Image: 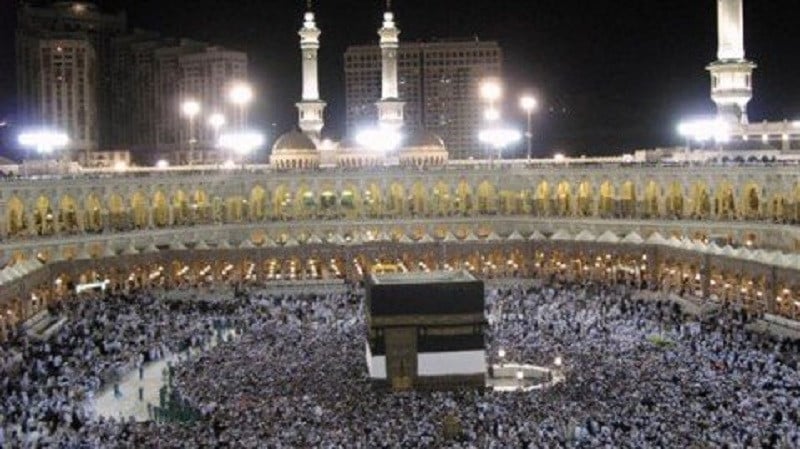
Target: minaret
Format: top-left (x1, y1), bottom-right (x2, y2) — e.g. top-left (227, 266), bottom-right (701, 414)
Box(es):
top-left (296, 1), bottom-right (326, 142)
top-left (707, 0), bottom-right (756, 125)
top-left (375, 0), bottom-right (405, 130)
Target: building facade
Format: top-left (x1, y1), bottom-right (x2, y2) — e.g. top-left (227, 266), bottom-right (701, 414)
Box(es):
top-left (110, 36), bottom-right (248, 164)
top-left (345, 40), bottom-right (502, 159)
top-left (16, 1), bottom-right (126, 151)
top-left (27, 37), bottom-right (97, 153)
top-left (0, 162), bottom-right (799, 340)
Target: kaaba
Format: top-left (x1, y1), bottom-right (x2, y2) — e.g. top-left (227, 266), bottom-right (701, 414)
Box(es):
top-left (365, 270), bottom-right (486, 391)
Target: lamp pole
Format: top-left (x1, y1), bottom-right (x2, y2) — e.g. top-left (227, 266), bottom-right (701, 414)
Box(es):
top-left (520, 96), bottom-right (537, 161)
top-left (181, 100), bottom-right (201, 165)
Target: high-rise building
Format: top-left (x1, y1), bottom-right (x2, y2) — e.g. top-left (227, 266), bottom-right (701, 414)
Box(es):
top-left (111, 35), bottom-right (248, 163)
top-left (16, 2), bottom-right (126, 151)
top-left (345, 39), bottom-right (502, 159)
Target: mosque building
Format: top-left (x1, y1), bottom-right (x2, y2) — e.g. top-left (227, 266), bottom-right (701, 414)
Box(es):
top-left (0, 0), bottom-right (799, 342)
top-left (270, 1), bottom-right (449, 170)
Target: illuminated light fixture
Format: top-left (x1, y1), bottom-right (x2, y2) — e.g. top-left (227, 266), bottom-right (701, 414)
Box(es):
top-left (218, 130), bottom-right (265, 155)
top-left (355, 127), bottom-right (403, 152)
top-left (181, 100), bottom-right (201, 118)
top-left (208, 113), bottom-right (226, 129)
top-left (228, 82), bottom-right (254, 106)
top-left (554, 356), bottom-right (563, 367)
top-left (155, 159), bottom-right (169, 169)
top-left (18, 129), bottom-right (69, 154)
top-left (480, 79), bottom-right (503, 102)
top-left (113, 161), bottom-right (128, 172)
top-left (483, 107), bottom-right (501, 122)
top-left (676, 118), bottom-right (730, 142)
top-left (478, 127), bottom-right (522, 149)
top-left (553, 153), bottom-right (566, 162)
top-left (519, 95), bottom-right (538, 113)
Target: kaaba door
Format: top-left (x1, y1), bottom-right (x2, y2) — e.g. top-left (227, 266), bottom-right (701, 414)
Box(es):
top-left (385, 327), bottom-right (417, 391)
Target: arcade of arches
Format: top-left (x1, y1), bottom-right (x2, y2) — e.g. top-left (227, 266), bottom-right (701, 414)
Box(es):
top-left (4, 177), bottom-right (800, 238)
top-left (1, 241), bottom-right (798, 341)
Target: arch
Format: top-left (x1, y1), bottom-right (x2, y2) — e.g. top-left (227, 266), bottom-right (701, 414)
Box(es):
top-left (499, 189), bottom-right (522, 215)
top-left (319, 188), bottom-right (338, 213)
top-left (172, 189), bottom-right (190, 225)
top-left (152, 190), bottom-right (170, 227)
top-left (643, 181), bottom-right (660, 218)
top-left (388, 183), bottom-right (406, 216)
top-left (577, 181), bottom-right (593, 217)
top-left (619, 181), bottom-right (636, 218)
top-left (741, 182), bottom-right (760, 220)
top-left (432, 181), bottom-right (451, 216)
top-left (273, 185), bottom-right (291, 219)
top-left (555, 181), bottom-right (572, 216)
top-left (193, 188), bottom-right (211, 223)
top-left (770, 194), bottom-right (786, 223)
top-left (599, 181), bottom-right (615, 217)
top-left (58, 194), bottom-right (79, 233)
top-left (33, 195), bottom-right (54, 236)
top-left (535, 181), bottom-right (551, 216)
top-left (455, 180), bottom-right (473, 215)
top-left (295, 184), bottom-right (316, 219)
top-left (84, 193), bottom-right (103, 232)
top-left (690, 182), bottom-right (711, 218)
top-left (225, 195), bottom-right (246, 222)
top-left (477, 181), bottom-right (497, 215)
top-left (250, 185), bottom-right (267, 221)
top-left (793, 184), bottom-right (800, 223)
top-left (410, 182), bottom-right (428, 216)
top-left (6, 196), bottom-right (26, 237)
top-left (715, 181), bottom-right (736, 219)
top-left (108, 193), bottom-right (127, 230)
top-left (665, 181), bottom-right (684, 218)
top-left (364, 183), bottom-right (383, 217)
top-left (131, 191), bottom-right (149, 229)
top-left (340, 184), bottom-right (362, 218)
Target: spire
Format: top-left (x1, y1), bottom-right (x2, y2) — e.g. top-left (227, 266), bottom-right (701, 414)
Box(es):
top-left (375, 1), bottom-right (405, 129)
top-left (296, 1), bottom-right (326, 141)
top-left (708, 0), bottom-right (756, 125)
top-left (717, 0), bottom-right (745, 61)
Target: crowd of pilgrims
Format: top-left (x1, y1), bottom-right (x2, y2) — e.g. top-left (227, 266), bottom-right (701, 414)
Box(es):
top-left (1, 281), bottom-right (799, 447)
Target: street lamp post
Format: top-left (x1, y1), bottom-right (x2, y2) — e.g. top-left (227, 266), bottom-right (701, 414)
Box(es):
top-left (479, 126), bottom-right (522, 166)
top-left (181, 100), bottom-right (201, 165)
top-left (480, 79), bottom-right (504, 164)
top-left (228, 82), bottom-right (254, 130)
top-left (520, 95), bottom-right (538, 161)
top-left (208, 113), bottom-right (226, 161)
top-left (18, 129), bottom-right (69, 176)
top-left (218, 130), bottom-right (265, 170)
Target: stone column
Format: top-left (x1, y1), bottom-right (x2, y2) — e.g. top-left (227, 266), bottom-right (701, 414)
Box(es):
top-left (766, 266), bottom-right (778, 315)
top-left (701, 254), bottom-right (712, 299)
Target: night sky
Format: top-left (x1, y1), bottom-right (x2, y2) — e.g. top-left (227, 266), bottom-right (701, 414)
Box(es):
top-left (1, 0), bottom-right (800, 156)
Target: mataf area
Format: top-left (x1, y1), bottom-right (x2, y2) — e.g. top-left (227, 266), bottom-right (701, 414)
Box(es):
top-left (2, 284), bottom-right (799, 447)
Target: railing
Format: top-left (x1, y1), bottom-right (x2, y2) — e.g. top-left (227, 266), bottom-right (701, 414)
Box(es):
top-left (0, 156), bottom-right (798, 182)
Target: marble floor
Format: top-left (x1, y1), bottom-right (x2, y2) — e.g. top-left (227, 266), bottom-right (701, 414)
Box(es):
top-left (89, 329), bottom-right (237, 422)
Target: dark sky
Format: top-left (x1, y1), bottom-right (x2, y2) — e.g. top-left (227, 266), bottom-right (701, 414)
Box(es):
top-left (2, 0), bottom-right (800, 156)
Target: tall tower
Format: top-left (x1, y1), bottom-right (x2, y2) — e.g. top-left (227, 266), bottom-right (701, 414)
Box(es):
top-left (375, 1), bottom-right (405, 130)
top-left (296, 1), bottom-right (326, 141)
top-left (707, 0), bottom-right (756, 125)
